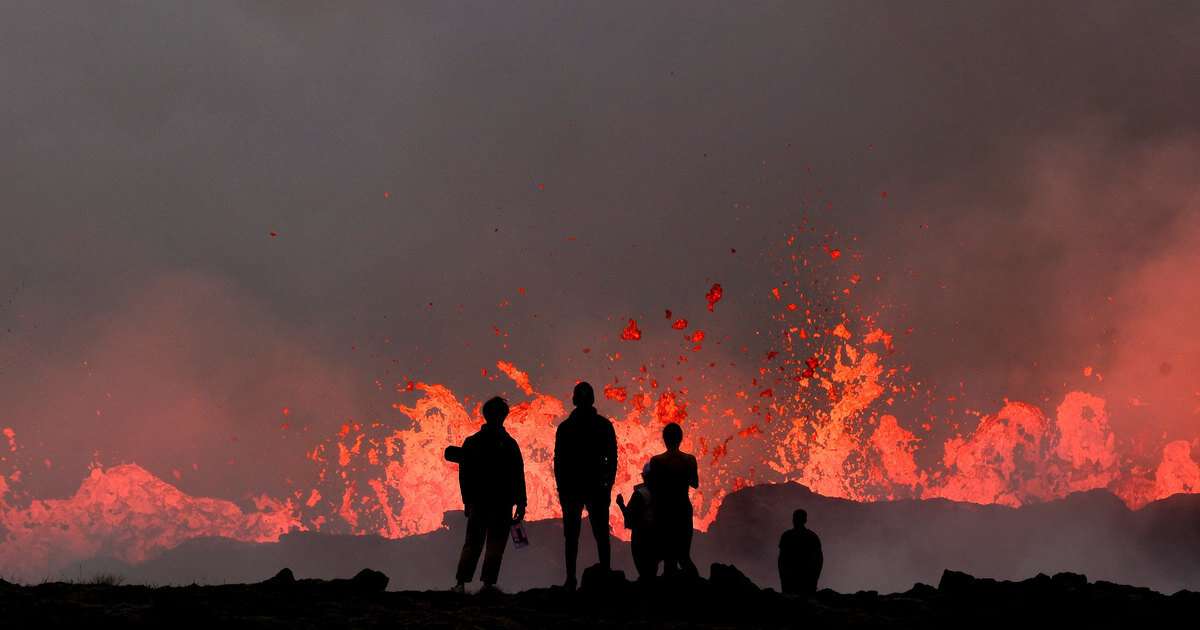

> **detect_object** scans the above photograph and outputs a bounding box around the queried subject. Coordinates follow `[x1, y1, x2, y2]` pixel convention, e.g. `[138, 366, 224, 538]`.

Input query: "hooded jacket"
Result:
[458, 423, 526, 508]
[553, 405, 618, 496]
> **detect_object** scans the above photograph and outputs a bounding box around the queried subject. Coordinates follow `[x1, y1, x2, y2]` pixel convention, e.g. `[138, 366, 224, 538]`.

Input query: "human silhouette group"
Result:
[447, 381, 821, 595]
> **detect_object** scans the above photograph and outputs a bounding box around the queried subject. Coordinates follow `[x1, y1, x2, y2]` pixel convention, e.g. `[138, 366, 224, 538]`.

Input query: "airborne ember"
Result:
[3, 2, 1200, 590]
[3, 223, 1197, 582]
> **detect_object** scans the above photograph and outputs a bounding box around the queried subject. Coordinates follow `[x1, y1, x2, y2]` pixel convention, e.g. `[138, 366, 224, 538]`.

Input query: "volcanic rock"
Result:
[580, 563, 627, 591]
[937, 569, 990, 594]
[708, 563, 760, 594]
[1050, 571, 1088, 591]
[351, 568, 389, 592]
[699, 483, 1200, 594]
[0, 570, 1196, 627]
[63, 483, 1200, 594]
[263, 567, 296, 585]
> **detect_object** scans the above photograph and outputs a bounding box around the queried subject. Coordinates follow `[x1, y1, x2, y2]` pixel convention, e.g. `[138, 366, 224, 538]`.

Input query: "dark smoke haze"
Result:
[2, 0, 1199, 568]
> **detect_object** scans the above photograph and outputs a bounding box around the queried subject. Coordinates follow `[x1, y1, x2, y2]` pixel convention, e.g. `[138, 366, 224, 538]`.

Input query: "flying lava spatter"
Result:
[1, 218, 1198, 580]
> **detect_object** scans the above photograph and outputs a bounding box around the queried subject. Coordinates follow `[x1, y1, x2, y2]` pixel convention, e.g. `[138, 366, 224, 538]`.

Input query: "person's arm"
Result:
[458, 436, 475, 505]
[553, 424, 564, 493]
[688, 455, 699, 489]
[514, 440, 527, 521]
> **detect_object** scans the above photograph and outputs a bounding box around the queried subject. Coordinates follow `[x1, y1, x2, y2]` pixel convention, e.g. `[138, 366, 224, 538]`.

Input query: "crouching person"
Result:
[616, 462, 659, 581]
[448, 396, 527, 593]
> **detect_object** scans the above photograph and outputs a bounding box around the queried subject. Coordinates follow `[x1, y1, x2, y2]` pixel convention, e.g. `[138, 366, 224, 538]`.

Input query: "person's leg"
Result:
[631, 530, 656, 580]
[779, 556, 797, 594]
[561, 498, 583, 587]
[803, 563, 820, 595]
[586, 493, 611, 570]
[647, 524, 663, 578]
[678, 517, 697, 576]
[455, 505, 487, 586]
[479, 506, 510, 586]
[656, 511, 679, 575]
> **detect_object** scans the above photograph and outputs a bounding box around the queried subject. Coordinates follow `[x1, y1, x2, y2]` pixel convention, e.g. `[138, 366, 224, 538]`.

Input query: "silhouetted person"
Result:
[648, 422, 698, 577]
[616, 462, 659, 580]
[778, 508, 822, 595]
[450, 396, 527, 593]
[554, 381, 618, 589]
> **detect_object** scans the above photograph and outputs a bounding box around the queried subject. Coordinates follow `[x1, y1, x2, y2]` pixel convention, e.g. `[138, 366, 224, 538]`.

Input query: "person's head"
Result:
[572, 381, 595, 408]
[641, 461, 652, 481]
[662, 422, 683, 448]
[792, 508, 808, 528]
[482, 396, 509, 426]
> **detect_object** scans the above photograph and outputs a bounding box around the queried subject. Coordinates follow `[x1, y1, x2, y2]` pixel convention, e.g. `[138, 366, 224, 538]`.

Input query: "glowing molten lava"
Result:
[300, 319, 1199, 544]
[2, 225, 1198, 582]
[0, 464, 296, 578]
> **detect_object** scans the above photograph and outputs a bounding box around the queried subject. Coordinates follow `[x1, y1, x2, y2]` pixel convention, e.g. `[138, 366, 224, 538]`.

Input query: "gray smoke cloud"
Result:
[2, 1, 1199, 514]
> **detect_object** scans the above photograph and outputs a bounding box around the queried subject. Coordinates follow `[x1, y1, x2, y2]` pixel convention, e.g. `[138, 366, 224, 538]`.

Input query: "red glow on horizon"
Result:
[2, 216, 1198, 583]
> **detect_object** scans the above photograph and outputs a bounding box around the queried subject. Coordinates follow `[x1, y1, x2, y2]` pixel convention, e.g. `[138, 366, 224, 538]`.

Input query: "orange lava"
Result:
[2, 227, 1198, 582]
[0, 464, 295, 578]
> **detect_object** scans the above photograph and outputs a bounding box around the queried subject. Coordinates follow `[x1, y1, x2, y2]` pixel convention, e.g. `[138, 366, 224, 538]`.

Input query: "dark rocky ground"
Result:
[2, 565, 1197, 629]
[12, 484, 1199, 626]
[67, 484, 1200, 594]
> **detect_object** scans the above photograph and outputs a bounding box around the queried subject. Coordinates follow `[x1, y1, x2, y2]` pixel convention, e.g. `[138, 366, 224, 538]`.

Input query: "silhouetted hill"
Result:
[74, 512, 630, 591]
[698, 483, 1200, 594]
[67, 485, 1200, 594]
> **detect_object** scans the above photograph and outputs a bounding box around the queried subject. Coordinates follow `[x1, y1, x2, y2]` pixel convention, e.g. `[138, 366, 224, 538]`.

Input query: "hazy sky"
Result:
[3, 2, 1199, 504]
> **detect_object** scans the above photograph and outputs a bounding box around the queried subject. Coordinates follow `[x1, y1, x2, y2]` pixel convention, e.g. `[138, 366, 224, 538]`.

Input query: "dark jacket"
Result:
[621, 483, 654, 531]
[779, 526, 823, 593]
[553, 406, 618, 495]
[458, 423, 527, 508]
[779, 527, 823, 569]
[648, 449, 699, 514]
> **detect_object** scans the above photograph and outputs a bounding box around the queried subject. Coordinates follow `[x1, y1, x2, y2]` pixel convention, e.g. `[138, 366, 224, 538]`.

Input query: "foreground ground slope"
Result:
[74, 483, 1200, 594]
[2, 566, 1197, 629]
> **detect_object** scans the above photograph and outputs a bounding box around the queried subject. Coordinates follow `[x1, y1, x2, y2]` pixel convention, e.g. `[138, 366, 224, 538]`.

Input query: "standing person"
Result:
[647, 422, 699, 577]
[450, 396, 527, 594]
[553, 381, 618, 590]
[616, 462, 659, 581]
[778, 508, 823, 595]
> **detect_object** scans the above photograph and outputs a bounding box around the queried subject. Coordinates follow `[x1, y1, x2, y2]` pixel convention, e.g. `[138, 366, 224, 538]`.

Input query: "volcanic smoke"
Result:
[1, 219, 1198, 583]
